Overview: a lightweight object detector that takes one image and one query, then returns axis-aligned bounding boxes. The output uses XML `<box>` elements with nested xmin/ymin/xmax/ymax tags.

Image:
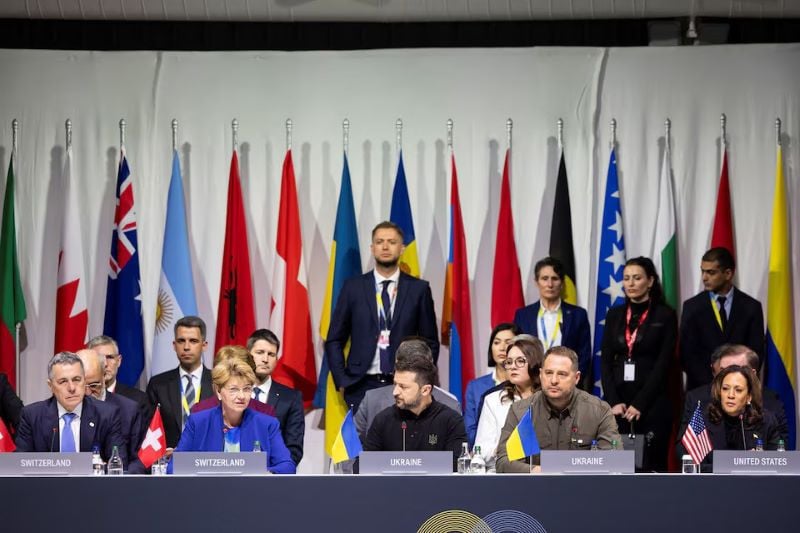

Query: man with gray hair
<box><xmin>15</xmin><ymin>352</ymin><xmax>126</xmax><ymax>465</ymax></box>
<box><xmin>90</xmin><ymin>335</ymin><xmax>151</xmax><ymax>423</ymax></box>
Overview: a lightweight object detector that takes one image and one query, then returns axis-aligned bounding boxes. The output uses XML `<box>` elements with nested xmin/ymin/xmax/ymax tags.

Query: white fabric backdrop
<box><xmin>1</xmin><ymin>44</ymin><xmax>799</xmax><ymax>470</ymax></box>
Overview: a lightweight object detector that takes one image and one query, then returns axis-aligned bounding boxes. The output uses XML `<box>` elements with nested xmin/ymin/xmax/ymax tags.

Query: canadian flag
<box><xmin>0</xmin><ymin>418</ymin><xmax>14</xmax><ymax>453</ymax></box>
<box><xmin>137</xmin><ymin>406</ymin><xmax>167</xmax><ymax>468</ymax></box>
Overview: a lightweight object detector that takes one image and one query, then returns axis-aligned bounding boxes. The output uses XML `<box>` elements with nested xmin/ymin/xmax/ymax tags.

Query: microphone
<box><xmin>50</xmin><ymin>427</ymin><xmax>58</xmax><ymax>452</ymax></box>
<box><xmin>739</xmin><ymin>414</ymin><xmax>747</xmax><ymax>450</ymax></box>
<box><xmin>401</xmin><ymin>421</ymin><xmax>407</xmax><ymax>452</ymax></box>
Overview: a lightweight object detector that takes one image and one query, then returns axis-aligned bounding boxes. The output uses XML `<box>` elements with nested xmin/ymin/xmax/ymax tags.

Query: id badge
<box><xmin>624</xmin><ymin>361</ymin><xmax>636</xmax><ymax>382</ymax></box>
<box><xmin>378</xmin><ymin>329</ymin><xmax>391</xmax><ymax>349</ymax></box>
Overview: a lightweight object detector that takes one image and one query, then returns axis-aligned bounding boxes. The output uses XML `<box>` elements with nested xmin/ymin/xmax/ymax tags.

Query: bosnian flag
<box><xmin>138</xmin><ymin>406</ymin><xmax>167</xmax><ymax>468</ymax></box>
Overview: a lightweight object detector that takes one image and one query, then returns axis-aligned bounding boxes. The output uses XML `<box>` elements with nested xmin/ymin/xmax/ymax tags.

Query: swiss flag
<box><xmin>0</xmin><ymin>418</ymin><xmax>15</xmax><ymax>453</ymax></box>
<box><xmin>137</xmin><ymin>406</ymin><xmax>167</xmax><ymax>468</ymax></box>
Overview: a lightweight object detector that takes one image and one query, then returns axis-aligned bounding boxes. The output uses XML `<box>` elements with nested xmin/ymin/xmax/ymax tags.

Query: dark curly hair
<box><xmin>500</xmin><ymin>335</ymin><xmax>544</xmax><ymax>403</ymax></box>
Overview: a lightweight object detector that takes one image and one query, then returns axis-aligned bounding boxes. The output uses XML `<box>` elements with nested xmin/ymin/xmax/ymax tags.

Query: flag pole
<box><xmin>775</xmin><ymin>117</ymin><xmax>781</xmax><ymax>147</ymax></box>
<box><xmin>610</xmin><ymin>118</ymin><xmax>617</xmax><ymax>150</ymax></box>
<box><xmin>232</xmin><ymin>118</ymin><xmax>239</xmax><ymax>153</ymax></box>
<box><xmin>395</xmin><ymin>118</ymin><xmax>403</xmax><ymax>156</ymax></box>
<box><xmin>720</xmin><ymin>113</ymin><xmax>727</xmax><ymax>172</ymax></box>
<box><xmin>119</xmin><ymin>118</ymin><xmax>126</xmax><ymax>153</ymax></box>
<box><xmin>12</xmin><ymin>118</ymin><xmax>20</xmax><ymax>393</ymax></box>
<box><xmin>447</xmin><ymin>118</ymin><xmax>453</xmax><ymax>154</ymax></box>
<box><xmin>506</xmin><ymin>118</ymin><xmax>512</xmax><ymax>152</ymax></box>
<box><xmin>171</xmin><ymin>119</ymin><xmax>178</xmax><ymax>153</ymax></box>
<box><xmin>665</xmin><ymin>118</ymin><xmax>671</xmax><ymax>154</ymax></box>
<box><xmin>557</xmin><ymin>118</ymin><xmax>564</xmax><ymax>151</ymax></box>
<box><xmin>286</xmin><ymin>118</ymin><xmax>292</xmax><ymax>152</ymax></box>
<box><xmin>342</xmin><ymin>118</ymin><xmax>350</xmax><ymax>158</ymax></box>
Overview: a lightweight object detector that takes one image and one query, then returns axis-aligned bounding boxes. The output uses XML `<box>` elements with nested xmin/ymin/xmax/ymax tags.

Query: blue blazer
<box><xmin>326</xmin><ymin>271</ymin><xmax>439</xmax><ymax>388</ymax></box>
<box><xmin>267</xmin><ymin>380</ymin><xmax>305</xmax><ymax>465</ymax></box>
<box><xmin>172</xmin><ymin>406</ymin><xmax>295</xmax><ymax>474</ymax></box>
<box><xmin>513</xmin><ymin>301</ymin><xmax>592</xmax><ymax>376</ymax></box>
<box><xmin>463</xmin><ymin>373</ymin><xmax>496</xmax><ymax>448</ymax></box>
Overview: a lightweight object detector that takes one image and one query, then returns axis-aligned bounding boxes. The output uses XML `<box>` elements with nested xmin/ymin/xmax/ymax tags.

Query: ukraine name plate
<box><xmin>0</xmin><ymin>452</ymin><xmax>93</xmax><ymax>476</ymax></box>
<box><xmin>172</xmin><ymin>452</ymin><xmax>268</xmax><ymax>476</ymax></box>
<box><xmin>359</xmin><ymin>451</ymin><xmax>453</xmax><ymax>475</ymax></box>
<box><xmin>540</xmin><ymin>450</ymin><xmax>635</xmax><ymax>474</ymax></box>
<box><xmin>713</xmin><ymin>451</ymin><xmax>800</xmax><ymax>474</ymax></box>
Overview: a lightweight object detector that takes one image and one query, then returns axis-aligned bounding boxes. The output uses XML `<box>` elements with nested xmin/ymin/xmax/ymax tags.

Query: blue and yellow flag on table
<box><xmin>506</xmin><ymin>407</ymin><xmax>540</xmax><ymax>461</ymax></box>
<box><xmin>390</xmin><ymin>150</ymin><xmax>420</xmax><ymax>277</ymax></box>
<box><xmin>765</xmin><ymin>144</ymin><xmax>796</xmax><ymax>450</ymax></box>
<box><xmin>331</xmin><ymin>409</ymin><xmax>363</xmax><ymax>463</ymax></box>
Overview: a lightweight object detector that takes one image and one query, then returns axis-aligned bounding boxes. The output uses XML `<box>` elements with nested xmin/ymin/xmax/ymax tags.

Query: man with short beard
<box><xmin>326</xmin><ymin>221</ymin><xmax>438</xmax><ymax>412</ymax></box>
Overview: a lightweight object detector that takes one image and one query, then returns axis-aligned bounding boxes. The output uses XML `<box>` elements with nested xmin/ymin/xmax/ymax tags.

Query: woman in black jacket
<box><xmin>601</xmin><ymin>256</ymin><xmax>677</xmax><ymax>472</ymax></box>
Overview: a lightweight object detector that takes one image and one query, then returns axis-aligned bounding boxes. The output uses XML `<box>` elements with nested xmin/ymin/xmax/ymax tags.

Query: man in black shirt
<box><xmin>364</xmin><ymin>339</ymin><xmax>466</xmax><ymax>470</ymax></box>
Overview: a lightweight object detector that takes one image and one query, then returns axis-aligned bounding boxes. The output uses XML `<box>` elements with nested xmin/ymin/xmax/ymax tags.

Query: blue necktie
<box><xmin>253</xmin><ymin>387</ymin><xmax>263</xmax><ymax>403</ymax></box>
<box><xmin>61</xmin><ymin>413</ymin><xmax>77</xmax><ymax>453</ymax></box>
<box><xmin>379</xmin><ymin>280</ymin><xmax>393</xmax><ymax>374</ymax></box>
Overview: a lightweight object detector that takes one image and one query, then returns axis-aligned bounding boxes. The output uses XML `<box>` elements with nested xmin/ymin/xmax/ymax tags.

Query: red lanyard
<box><xmin>624</xmin><ymin>305</ymin><xmax>649</xmax><ymax>359</ymax></box>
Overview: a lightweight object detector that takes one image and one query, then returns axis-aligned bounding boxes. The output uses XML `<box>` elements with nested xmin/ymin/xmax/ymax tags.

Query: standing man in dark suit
<box><xmin>326</xmin><ymin>221</ymin><xmax>439</xmax><ymax>412</ymax></box>
<box><xmin>0</xmin><ymin>372</ymin><xmax>23</xmax><ymax>432</ymax></box>
<box><xmin>247</xmin><ymin>328</ymin><xmax>304</xmax><ymax>465</ymax></box>
<box><xmin>680</xmin><ymin>247</ymin><xmax>765</xmax><ymax>390</ymax></box>
<box><xmin>92</xmin><ymin>335</ymin><xmax>151</xmax><ymax>424</ymax></box>
<box><xmin>15</xmin><ymin>352</ymin><xmax>125</xmax><ymax>465</ymax></box>
<box><xmin>513</xmin><ymin>257</ymin><xmax>592</xmax><ymax>391</ymax></box>
<box><xmin>146</xmin><ymin>316</ymin><xmax>213</xmax><ymax>449</ymax></box>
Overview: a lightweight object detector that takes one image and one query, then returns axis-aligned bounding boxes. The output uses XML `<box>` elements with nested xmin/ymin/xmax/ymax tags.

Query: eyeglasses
<box><xmin>223</xmin><ymin>386</ymin><xmax>254</xmax><ymax>397</ymax></box>
<box><xmin>503</xmin><ymin>357</ymin><xmax>528</xmax><ymax>369</ymax></box>
<box><xmin>85</xmin><ymin>382</ymin><xmax>105</xmax><ymax>392</ymax></box>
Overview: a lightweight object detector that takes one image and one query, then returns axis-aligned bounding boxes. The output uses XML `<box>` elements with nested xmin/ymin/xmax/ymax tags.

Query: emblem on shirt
<box><xmin>428</xmin><ymin>434</ymin><xmax>438</xmax><ymax>446</ymax></box>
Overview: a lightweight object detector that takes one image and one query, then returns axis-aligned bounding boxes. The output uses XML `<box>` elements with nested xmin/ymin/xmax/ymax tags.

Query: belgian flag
<box><xmin>549</xmin><ymin>151</ymin><xmax>577</xmax><ymax>305</ymax></box>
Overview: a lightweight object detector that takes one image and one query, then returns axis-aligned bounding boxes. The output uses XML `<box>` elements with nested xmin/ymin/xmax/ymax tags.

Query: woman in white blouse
<box><xmin>473</xmin><ymin>335</ymin><xmax>544</xmax><ymax>471</ymax></box>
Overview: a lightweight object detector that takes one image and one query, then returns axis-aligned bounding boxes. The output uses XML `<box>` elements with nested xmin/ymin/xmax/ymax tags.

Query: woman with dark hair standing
<box><xmin>601</xmin><ymin>256</ymin><xmax>677</xmax><ymax>472</ymax></box>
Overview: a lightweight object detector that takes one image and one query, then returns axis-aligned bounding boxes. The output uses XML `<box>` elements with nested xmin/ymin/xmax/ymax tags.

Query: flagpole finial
<box><xmin>171</xmin><ymin>119</ymin><xmax>178</xmax><ymax>152</ymax></box>
<box><xmin>447</xmin><ymin>118</ymin><xmax>453</xmax><ymax>150</ymax></box>
<box><xmin>775</xmin><ymin>117</ymin><xmax>781</xmax><ymax>146</ymax></box>
<box><xmin>231</xmin><ymin>118</ymin><xmax>239</xmax><ymax>152</ymax></box>
<box><xmin>12</xmin><ymin>118</ymin><xmax>19</xmax><ymax>157</ymax></box>
<box><xmin>342</xmin><ymin>118</ymin><xmax>350</xmax><ymax>156</ymax></box>
<box><xmin>720</xmin><ymin>113</ymin><xmax>727</xmax><ymax>146</ymax></box>
<box><xmin>119</xmin><ymin>118</ymin><xmax>126</xmax><ymax>150</ymax></box>
<box><xmin>557</xmin><ymin>118</ymin><xmax>564</xmax><ymax>148</ymax></box>
<box><xmin>65</xmin><ymin>119</ymin><xmax>72</xmax><ymax>150</ymax></box>
<box><xmin>665</xmin><ymin>118</ymin><xmax>671</xmax><ymax>146</ymax></box>
<box><xmin>286</xmin><ymin>118</ymin><xmax>293</xmax><ymax>151</ymax></box>
<box><xmin>506</xmin><ymin>118</ymin><xmax>512</xmax><ymax>150</ymax></box>
<box><xmin>610</xmin><ymin>118</ymin><xmax>617</xmax><ymax>148</ymax></box>
<box><xmin>395</xmin><ymin>118</ymin><xmax>403</xmax><ymax>153</ymax></box>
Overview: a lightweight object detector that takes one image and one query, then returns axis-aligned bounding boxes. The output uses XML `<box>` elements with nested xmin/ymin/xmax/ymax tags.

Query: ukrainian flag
<box><xmin>506</xmin><ymin>407</ymin><xmax>540</xmax><ymax>461</ymax></box>
<box><xmin>331</xmin><ymin>409</ymin><xmax>363</xmax><ymax>464</ymax></box>
<box><xmin>317</xmin><ymin>152</ymin><xmax>362</xmax><ymax>456</ymax></box>
<box><xmin>390</xmin><ymin>150</ymin><xmax>420</xmax><ymax>277</ymax></box>
<box><xmin>765</xmin><ymin>144</ymin><xmax>796</xmax><ymax>449</ymax></box>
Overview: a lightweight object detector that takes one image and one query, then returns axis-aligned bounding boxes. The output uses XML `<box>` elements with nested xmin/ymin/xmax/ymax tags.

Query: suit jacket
<box><xmin>680</xmin><ymin>288</ymin><xmax>765</xmax><ymax>390</ymax></box>
<box><xmin>463</xmin><ymin>373</ymin><xmax>496</xmax><ymax>447</ymax></box>
<box><xmin>355</xmin><ymin>384</ymin><xmax>461</xmax><ymax>439</ymax></box>
<box><xmin>266</xmin><ymin>380</ymin><xmax>305</xmax><ymax>466</ymax></box>
<box><xmin>0</xmin><ymin>373</ymin><xmax>23</xmax><ymax>431</ymax></box>
<box><xmin>15</xmin><ymin>396</ymin><xmax>126</xmax><ymax>465</ymax></box>
<box><xmin>172</xmin><ymin>406</ymin><xmax>295</xmax><ymax>474</ymax></box>
<box><xmin>114</xmin><ymin>381</ymin><xmax>152</xmax><ymax>424</ymax></box>
<box><xmin>326</xmin><ymin>271</ymin><xmax>439</xmax><ymax>389</ymax></box>
<box><xmin>513</xmin><ymin>300</ymin><xmax>592</xmax><ymax>385</ymax></box>
<box><xmin>106</xmin><ymin>392</ymin><xmax>145</xmax><ymax>473</ymax></box>
<box><xmin>146</xmin><ymin>367</ymin><xmax>213</xmax><ymax>448</ymax></box>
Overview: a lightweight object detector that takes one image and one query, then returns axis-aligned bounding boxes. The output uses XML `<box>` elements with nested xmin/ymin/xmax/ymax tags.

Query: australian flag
<box><xmin>103</xmin><ymin>148</ymin><xmax>145</xmax><ymax>386</ymax></box>
<box><xmin>592</xmin><ymin>148</ymin><xmax>626</xmax><ymax>397</ymax></box>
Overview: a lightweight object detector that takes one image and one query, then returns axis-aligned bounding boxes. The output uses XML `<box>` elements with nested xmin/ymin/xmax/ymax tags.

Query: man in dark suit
<box><xmin>0</xmin><ymin>372</ymin><xmax>23</xmax><ymax>432</ymax></box>
<box><xmin>146</xmin><ymin>316</ymin><xmax>213</xmax><ymax>449</ymax></box>
<box><xmin>247</xmin><ymin>328</ymin><xmax>304</xmax><ymax>465</ymax></box>
<box><xmin>680</xmin><ymin>247</ymin><xmax>765</xmax><ymax>390</ymax></box>
<box><xmin>93</xmin><ymin>334</ymin><xmax>151</xmax><ymax>422</ymax></box>
<box><xmin>513</xmin><ymin>256</ymin><xmax>592</xmax><ymax>390</ymax></box>
<box><xmin>326</xmin><ymin>221</ymin><xmax>439</xmax><ymax>412</ymax></box>
<box><xmin>15</xmin><ymin>352</ymin><xmax>126</xmax><ymax>465</ymax></box>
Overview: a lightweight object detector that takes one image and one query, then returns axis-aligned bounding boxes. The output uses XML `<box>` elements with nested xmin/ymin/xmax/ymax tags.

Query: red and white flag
<box><xmin>0</xmin><ymin>418</ymin><xmax>15</xmax><ymax>453</ymax></box>
<box><xmin>55</xmin><ymin>145</ymin><xmax>89</xmax><ymax>353</ymax></box>
<box><xmin>138</xmin><ymin>406</ymin><xmax>167</xmax><ymax>468</ymax></box>
<box><xmin>270</xmin><ymin>149</ymin><xmax>317</xmax><ymax>408</ymax></box>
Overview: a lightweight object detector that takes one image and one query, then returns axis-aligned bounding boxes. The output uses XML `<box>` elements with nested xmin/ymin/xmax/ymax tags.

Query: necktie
<box><xmin>717</xmin><ymin>296</ymin><xmax>728</xmax><ymax>330</ymax></box>
<box><xmin>61</xmin><ymin>413</ymin><xmax>77</xmax><ymax>453</ymax></box>
<box><xmin>184</xmin><ymin>374</ymin><xmax>196</xmax><ymax>414</ymax></box>
<box><xmin>379</xmin><ymin>280</ymin><xmax>393</xmax><ymax>374</ymax></box>
<box><xmin>253</xmin><ymin>387</ymin><xmax>263</xmax><ymax>403</ymax></box>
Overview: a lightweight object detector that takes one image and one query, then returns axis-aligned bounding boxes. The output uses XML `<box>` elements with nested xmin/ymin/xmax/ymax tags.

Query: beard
<box><xmin>376</xmin><ymin>257</ymin><xmax>399</xmax><ymax>270</ymax></box>
<box><xmin>395</xmin><ymin>393</ymin><xmax>422</xmax><ymax>411</ymax></box>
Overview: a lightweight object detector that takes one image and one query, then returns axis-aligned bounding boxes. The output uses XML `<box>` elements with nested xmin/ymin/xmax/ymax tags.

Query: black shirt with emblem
<box><xmin>364</xmin><ymin>399</ymin><xmax>467</xmax><ymax>471</ymax></box>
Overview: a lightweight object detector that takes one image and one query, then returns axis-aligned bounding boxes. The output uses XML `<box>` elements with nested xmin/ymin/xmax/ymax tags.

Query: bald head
<box><xmin>77</xmin><ymin>348</ymin><xmax>106</xmax><ymax>400</ymax></box>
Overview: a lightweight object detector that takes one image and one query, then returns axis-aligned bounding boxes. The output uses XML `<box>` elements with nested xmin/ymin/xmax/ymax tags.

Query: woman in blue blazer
<box><xmin>172</xmin><ymin>355</ymin><xmax>295</xmax><ymax>474</ymax></box>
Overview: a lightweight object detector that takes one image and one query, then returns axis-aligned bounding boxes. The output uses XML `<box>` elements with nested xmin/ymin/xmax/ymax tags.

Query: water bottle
<box><xmin>457</xmin><ymin>442</ymin><xmax>471</xmax><ymax>474</ymax></box>
<box><xmin>107</xmin><ymin>445</ymin><xmax>124</xmax><ymax>476</ymax></box>
<box><xmin>777</xmin><ymin>439</ymin><xmax>786</xmax><ymax>452</ymax></box>
<box><xmin>470</xmin><ymin>445</ymin><xmax>486</xmax><ymax>474</ymax></box>
<box><xmin>91</xmin><ymin>445</ymin><xmax>105</xmax><ymax>476</ymax></box>
<box><xmin>152</xmin><ymin>455</ymin><xmax>167</xmax><ymax>476</ymax></box>
<box><xmin>755</xmin><ymin>439</ymin><xmax>764</xmax><ymax>452</ymax></box>
<box><xmin>253</xmin><ymin>440</ymin><xmax>262</xmax><ymax>453</ymax></box>
<box><xmin>590</xmin><ymin>439</ymin><xmax>599</xmax><ymax>451</ymax></box>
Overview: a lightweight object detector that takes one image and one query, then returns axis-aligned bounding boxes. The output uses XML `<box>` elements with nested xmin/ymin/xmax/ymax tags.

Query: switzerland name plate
<box><xmin>0</xmin><ymin>453</ymin><xmax>93</xmax><ymax>476</ymax></box>
<box><xmin>359</xmin><ymin>451</ymin><xmax>453</xmax><ymax>475</ymax></box>
<box><xmin>713</xmin><ymin>451</ymin><xmax>800</xmax><ymax>474</ymax></box>
<box><xmin>172</xmin><ymin>452</ymin><xmax>268</xmax><ymax>476</ymax></box>
<box><xmin>540</xmin><ymin>450</ymin><xmax>635</xmax><ymax>474</ymax></box>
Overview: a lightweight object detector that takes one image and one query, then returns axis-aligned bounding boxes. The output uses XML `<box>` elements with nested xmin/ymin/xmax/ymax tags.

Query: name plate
<box><xmin>359</xmin><ymin>451</ymin><xmax>453</xmax><ymax>475</ymax></box>
<box><xmin>172</xmin><ymin>452</ymin><xmax>269</xmax><ymax>476</ymax></box>
<box><xmin>0</xmin><ymin>453</ymin><xmax>93</xmax><ymax>476</ymax></box>
<box><xmin>713</xmin><ymin>451</ymin><xmax>800</xmax><ymax>474</ymax></box>
<box><xmin>540</xmin><ymin>450</ymin><xmax>635</xmax><ymax>474</ymax></box>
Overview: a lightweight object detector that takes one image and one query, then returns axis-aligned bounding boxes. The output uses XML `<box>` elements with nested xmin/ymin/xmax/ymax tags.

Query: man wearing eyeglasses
<box><xmin>246</xmin><ymin>329</ymin><xmax>305</xmax><ymax>465</ymax></box>
<box><xmin>90</xmin><ymin>335</ymin><xmax>152</xmax><ymax>428</ymax></box>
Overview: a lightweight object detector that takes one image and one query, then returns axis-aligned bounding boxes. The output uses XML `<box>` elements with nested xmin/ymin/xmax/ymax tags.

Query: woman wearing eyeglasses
<box><xmin>171</xmin><ymin>355</ymin><xmax>295</xmax><ymax>474</ymax></box>
<box><xmin>473</xmin><ymin>335</ymin><xmax>545</xmax><ymax>472</ymax></box>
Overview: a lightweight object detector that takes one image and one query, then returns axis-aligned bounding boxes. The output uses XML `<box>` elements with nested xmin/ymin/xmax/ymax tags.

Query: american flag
<box><xmin>682</xmin><ymin>402</ymin><xmax>713</xmax><ymax>465</ymax></box>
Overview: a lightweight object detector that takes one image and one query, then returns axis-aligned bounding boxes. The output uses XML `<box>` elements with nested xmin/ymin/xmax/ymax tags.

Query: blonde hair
<box><xmin>213</xmin><ymin>345</ymin><xmax>257</xmax><ymax>374</ymax></box>
<box><xmin>211</xmin><ymin>356</ymin><xmax>257</xmax><ymax>390</ymax></box>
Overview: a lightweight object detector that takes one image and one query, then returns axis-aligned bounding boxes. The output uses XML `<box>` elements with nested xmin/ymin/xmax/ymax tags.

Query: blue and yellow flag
<box><xmin>506</xmin><ymin>407</ymin><xmax>540</xmax><ymax>461</ymax></box>
<box><xmin>318</xmin><ymin>153</ymin><xmax>362</xmax><ymax>456</ymax></box>
<box><xmin>765</xmin><ymin>144</ymin><xmax>796</xmax><ymax>449</ymax></box>
<box><xmin>331</xmin><ymin>409</ymin><xmax>363</xmax><ymax>464</ymax></box>
<box><xmin>390</xmin><ymin>150</ymin><xmax>420</xmax><ymax>277</ymax></box>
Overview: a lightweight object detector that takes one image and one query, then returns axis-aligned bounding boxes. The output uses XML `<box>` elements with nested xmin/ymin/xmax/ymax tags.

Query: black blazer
<box><xmin>114</xmin><ymin>381</ymin><xmax>152</xmax><ymax>424</ymax></box>
<box><xmin>267</xmin><ymin>380</ymin><xmax>305</xmax><ymax>465</ymax></box>
<box><xmin>146</xmin><ymin>367</ymin><xmax>213</xmax><ymax>448</ymax></box>
<box><xmin>106</xmin><ymin>392</ymin><xmax>145</xmax><ymax>473</ymax></box>
<box><xmin>0</xmin><ymin>373</ymin><xmax>23</xmax><ymax>431</ymax></box>
<box><xmin>15</xmin><ymin>396</ymin><xmax>126</xmax><ymax>465</ymax></box>
<box><xmin>326</xmin><ymin>271</ymin><xmax>439</xmax><ymax>388</ymax></box>
<box><xmin>679</xmin><ymin>287</ymin><xmax>765</xmax><ymax>390</ymax></box>
<box><xmin>600</xmin><ymin>302</ymin><xmax>677</xmax><ymax>413</ymax></box>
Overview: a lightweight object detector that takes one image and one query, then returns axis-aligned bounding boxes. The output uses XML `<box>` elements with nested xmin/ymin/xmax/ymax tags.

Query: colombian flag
<box><xmin>765</xmin><ymin>143</ymin><xmax>796</xmax><ymax>449</ymax></box>
<box><xmin>331</xmin><ymin>409</ymin><xmax>363</xmax><ymax>463</ymax></box>
<box><xmin>390</xmin><ymin>150</ymin><xmax>420</xmax><ymax>277</ymax></box>
<box><xmin>505</xmin><ymin>407</ymin><xmax>540</xmax><ymax>461</ymax></box>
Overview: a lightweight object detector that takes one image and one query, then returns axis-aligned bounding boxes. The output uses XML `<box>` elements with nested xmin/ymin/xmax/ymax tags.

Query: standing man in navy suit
<box><xmin>680</xmin><ymin>247</ymin><xmax>765</xmax><ymax>390</ymax></box>
<box><xmin>247</xmin><ymin>328</ymin><xmax>305</xmax><ymax>465</ymax></box>
<box><xmin>326</xmin><ymin>221</ymin><xmax>439</xmax><ymax>412</ymax></box>
<box><xmin>513</xmin><ymin>257</ymin><xmax>592</xmax><ymax>391</ymax></box>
